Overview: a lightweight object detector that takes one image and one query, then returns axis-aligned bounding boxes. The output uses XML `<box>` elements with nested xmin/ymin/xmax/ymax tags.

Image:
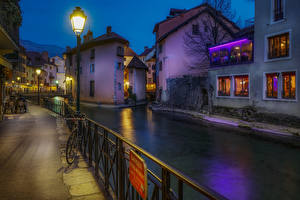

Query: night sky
<box><xmin>20</xmin><ymin>0</ymin><xmax>254</xmax><ymax>54</ymax></box>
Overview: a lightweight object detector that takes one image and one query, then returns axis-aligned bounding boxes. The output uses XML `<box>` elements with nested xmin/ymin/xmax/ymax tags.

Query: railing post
<box><xmin>162</xmin><ymin>168</ymin><xmax>170</xmax><ymax>200</ymax></box>
<box><xmin>104</xmin><ymin>130</ymin><xmax>109</xmax><ymax>191</ymax></box>
<box><xmin>117</xmin><ymin>139</ymin><xmax>125</xmax><ymax>200</ymax></box>
<box><xmin>94</xmin><ymin>125</ymin><xmax>99</xmax><ymax>178</ymax></box>
<box><xmin>88</xmin><ymin>121</ymin><xmax>93</xmax><ymax>167</ymax></box>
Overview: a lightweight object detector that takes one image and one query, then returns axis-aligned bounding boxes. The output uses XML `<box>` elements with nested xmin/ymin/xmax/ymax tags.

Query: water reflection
<box><xmin>79</xmin><ymin>104</ymin><xmax>300</xmax><ymax>200</ymax></box>
<box><xmin>120</xmin><ymin>108</ymin><xmax>136</xmax><ymax>143</ymax></box>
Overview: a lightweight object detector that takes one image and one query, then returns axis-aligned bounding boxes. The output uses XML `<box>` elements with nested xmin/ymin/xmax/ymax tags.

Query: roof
<box><xmin>124</xmin><ymin>46</ymin><xmax>138</xmax><ymax>57</ymax></box>
<box><xmin>127</xmin><ymin>56</ymin><xmax>148</xmax><ymax>69</ymax></box>
<box><xmin>235</xmin><ymin>25</ymin><xmax>254</xmax><ymax>39</ymax></box>
<box><xmin>139</xmin><ymin>46</ymin><xmax>154</xmax><ymax>57</ymax></box>
<box><xmin>66</xmin><ymin>32</ymin><xmax>129</xmax><ymax>54</ymax></box>
<box><xmin>153</xmin><ymin>3</ymin><xmax>240</xmax><ymax>42</ymax></box>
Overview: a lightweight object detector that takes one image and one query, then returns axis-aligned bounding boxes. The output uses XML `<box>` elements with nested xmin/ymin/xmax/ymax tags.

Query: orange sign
<box><xmin>129</xmin><ymin>150</ymin><xmax>148</xmax><ymax>199</ymax></box>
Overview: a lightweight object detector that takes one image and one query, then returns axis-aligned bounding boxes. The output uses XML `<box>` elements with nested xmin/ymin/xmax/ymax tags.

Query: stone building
<box><xmin>50</xmin><ymin>56</ymin><xmax>65</xmax><ymax>91</ymax></box>
<box><xmin>153</xmin><ymin>3</ymin><xmax>240</xmax><ymax>103</ymax></box>
<box><xmin>208</xmin><ymin>0</ymin><xmax>300</xmax><ymax>118</ymax></box>
<box><xmin>0</xmin><ymin>0</ymin><xmax>22</xmax><ymax>120</ymax></box>
<box><xmin>65</xmin><ymin>27</ymin><xmax>128</xmax><ymax>104</ymax></box>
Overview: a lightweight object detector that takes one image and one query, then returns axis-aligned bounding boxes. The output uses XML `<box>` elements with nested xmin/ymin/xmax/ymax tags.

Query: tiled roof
<box><xmin>124</xmin><ymin>46</ymin><xmax>138</xmax><ymax>57</ymax></box>
<box><xmin>153</xmin><ymin>3</ymin><xmax>240</xmax><ymax>42</ymax></box>
<box><xmin>139</xmin><ymin>46</ymin><xmax>154</xmax><ymax>57</ymax></box>
<box><xmin>66</xmin><ymin>32</ymin><xmax>129</xmax><ymax>54</ymax></box>
<box><xmin>127</xmin><ymin>56</ymin><xmax>148</xmax><ymax>69</ymax></box>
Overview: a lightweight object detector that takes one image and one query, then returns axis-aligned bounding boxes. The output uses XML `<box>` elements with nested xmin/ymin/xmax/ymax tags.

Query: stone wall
<box><xmin>165</xmin><ymin>76</ymin><xmax>208</xmax><ymax>111</ymax></box>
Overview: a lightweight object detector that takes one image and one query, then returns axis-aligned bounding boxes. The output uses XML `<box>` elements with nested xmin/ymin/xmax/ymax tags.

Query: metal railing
<box><xmin>43</xmin><ymin>99</ymin><xmax>228</xmax><ymax>200</ymax></box>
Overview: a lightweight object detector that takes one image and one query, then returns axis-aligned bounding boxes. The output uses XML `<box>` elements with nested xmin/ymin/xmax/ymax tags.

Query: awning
<box><xmin>0</xmin><ymin>25</ymin><xmax>19</xmax><ymax>50</ymax></box>
<box><xmin>0</xmin><ymin>55</ymin><xmax>12</xmax><ymax>70</ymax></box>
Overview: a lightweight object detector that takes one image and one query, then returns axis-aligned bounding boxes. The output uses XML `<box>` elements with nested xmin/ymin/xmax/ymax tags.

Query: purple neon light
<box><xmin>209</xmin><ymin>39</ymin><xmax>250</xmax><ymax>51</ymax></box>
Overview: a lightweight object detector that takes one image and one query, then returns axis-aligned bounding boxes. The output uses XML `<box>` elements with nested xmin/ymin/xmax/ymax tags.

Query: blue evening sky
<box><xmin>20</xmin><ymin>0</ymin><xmax>254</xmax><ymax>54</ymax></box>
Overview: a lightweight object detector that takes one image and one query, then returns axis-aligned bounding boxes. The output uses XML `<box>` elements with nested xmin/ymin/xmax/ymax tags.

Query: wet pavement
<box><xmin>0</xmin><ymin>105</ymin><xmax>70</xmax><ymax>199</ymax></box>
<box><xmin>0</xmin><ymin>105</ymin><xmax>106</xmax><ymax>200</ymax></box>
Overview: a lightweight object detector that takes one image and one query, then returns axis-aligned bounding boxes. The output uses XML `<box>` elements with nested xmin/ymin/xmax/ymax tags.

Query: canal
<box><xmin>80</xmin><ymin>104</ymin><xmax>300</xmax><ymax>200</ymax></box>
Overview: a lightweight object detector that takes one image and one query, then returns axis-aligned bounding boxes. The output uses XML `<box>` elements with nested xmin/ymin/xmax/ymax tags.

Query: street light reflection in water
<box><xmin>120</xmin><ymin>108</ymin><xmax>136</xmax><ymax>143</ymax></box>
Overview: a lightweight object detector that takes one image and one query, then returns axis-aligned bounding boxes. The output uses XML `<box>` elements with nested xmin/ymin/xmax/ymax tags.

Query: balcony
<box><xmin>209</xmin><ymin>39</ymin><xmax>253</xmax><ymax>67</ymax></box>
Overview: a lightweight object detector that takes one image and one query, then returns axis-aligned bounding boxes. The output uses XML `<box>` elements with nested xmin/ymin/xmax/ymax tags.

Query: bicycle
<box><xmin>65</xmin><ymin>114</ymin><xmax>86</xmax><ymax>165</ymax></box>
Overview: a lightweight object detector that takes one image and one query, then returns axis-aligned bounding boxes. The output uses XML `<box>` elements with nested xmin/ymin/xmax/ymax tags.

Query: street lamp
<box><xmin>55</xmin><ymin>80</ymin><xmax>59</xmax><ymax>92</ymax></box>
<box><xmin>70</xmin><ymin>7</ymin><xmax>87</xmax><ymax>113</ymax></box>
<box><xmin>36</xmin><ymin>69</ymin><xmax>41</xmax><ymax>105</ymax></box>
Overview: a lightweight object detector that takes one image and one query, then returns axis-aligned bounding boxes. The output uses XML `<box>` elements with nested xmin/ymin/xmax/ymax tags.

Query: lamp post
<box><xmin>70</xmin><ymin>7</ymin><xmax>87</xmax><ymax>113</ymax></box>
<box><xmin>36</xmin><ymin>69</ymin><xmax>41</xmax><ymax>105</ymax></box>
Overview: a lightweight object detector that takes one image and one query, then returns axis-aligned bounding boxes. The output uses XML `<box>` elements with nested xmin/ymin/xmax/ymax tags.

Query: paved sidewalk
<box><xmin>0</xmin><ymin>105</ymin><xmax>106</xmax><ymax>200</ymax></box>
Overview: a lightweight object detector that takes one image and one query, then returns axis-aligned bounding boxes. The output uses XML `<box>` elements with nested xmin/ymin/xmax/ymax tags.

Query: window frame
<box><xmin>234</xmin><ymin>75</ymin><xmax>249</xmax><ymax>97</ymax></box>
<box><xmin>90</xmin><ymin>63</ymin><xmax>95</xmax><ymax>73</ymax></box>
<box><xmin>89</xmin><ymin>80</ymin><xmax>95</xmax><ymax>97</ymax></box>
<box><xmin>217</xmin><ymin>76</ymin><xmax>231</xmax><ymax>97</ymax></box>
<box><xmin>264</xmin><ymin>29</ymin><xmax>292</xmax><ymax>62</ymax></box>
<box><xmin>192</xmin><ymin>24</ymin><xmax>200</xmax><ymax>35</ymax></box>
<box><xmin>263</xmin><ymin>70</ymin><xmax>297</xmax><ymax>102</ymax></box>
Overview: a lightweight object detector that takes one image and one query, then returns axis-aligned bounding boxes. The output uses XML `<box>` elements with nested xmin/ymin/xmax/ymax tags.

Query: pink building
<box><xmin>153</xmin><ymin>4</ymin><xmax>240</xmax><ymax>102</ymax></box>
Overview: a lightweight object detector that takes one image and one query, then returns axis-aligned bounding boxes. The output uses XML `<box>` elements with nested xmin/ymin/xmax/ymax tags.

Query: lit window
<box><xmin>241</xmin><ymin>41</ymin><xmax>253</xmax><ymax>62</ymax></box>
<box><xmin>282</xmin><ymin>71</ymin><xmax>296</xmax><ymax>99</ymax></box>
<box><xmin>230</xmin><ymin>45</ymin><xmax>241</xmax><ymax>64</ymax></box>
<box><xmin>220</xmin><ymin>49</ymin><xmax>229</xmax><ymax>65</ymax></box>
<box><xmin>268</xmin><ymin>33</ymin><xmax>289</xmax><ymax>59</ymax></box>
<box><xmin>234</xmin><ymin>75</ymin><xmax>249</xmax><ymax>97</ymax></box>
<box><xmin>218</xmin><ymin>76</ymin><xmax>231</xmax><ymax>96</ymax></box>
<box><xmin>266</xmin><ymin>73</ymin><xmax>279</xmax><ymax>98</ymax></box>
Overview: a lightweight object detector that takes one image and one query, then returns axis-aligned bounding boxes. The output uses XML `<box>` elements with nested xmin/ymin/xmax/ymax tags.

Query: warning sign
<box><xmin>129</xmin><ymin>150</ymin><xmax>148</xmax><ymax>199</ymax></box>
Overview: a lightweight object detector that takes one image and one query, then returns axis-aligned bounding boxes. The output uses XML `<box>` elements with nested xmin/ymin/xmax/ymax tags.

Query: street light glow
<box><xmin>36</xmin><ymin>69</ymin><xmax>41</xmax><ymax>75</ymax></box>
<box><xmin>17</xmin><ymin>77</ymin><xmax>21</xmax><ymax>81</ymax></box>
<box><xmin>70</xmin><ymin>7</ymin><xmax>87</xmax><ymax>36</ymax></box>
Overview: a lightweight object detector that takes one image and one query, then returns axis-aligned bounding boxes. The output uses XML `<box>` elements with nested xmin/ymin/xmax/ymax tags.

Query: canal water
<box><xmin>80</xmin><ymin>104</ymin><xmax>300</xmax><ymax>200</ymax></box>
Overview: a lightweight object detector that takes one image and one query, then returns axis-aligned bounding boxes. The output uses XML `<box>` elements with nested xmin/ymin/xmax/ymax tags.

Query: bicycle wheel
<box><xmin>66</xmin><ymin>130</ymin><xmax>77</xmax><ymax>165</ymax></box>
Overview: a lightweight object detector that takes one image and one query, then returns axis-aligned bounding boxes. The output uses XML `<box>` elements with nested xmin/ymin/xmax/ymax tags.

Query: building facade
<box><xmin>139</xmin><ymin>46</ymin><xmax>156</xmax><ymax>94</ymax></box>
<box><xmin>0</xmin><ymin>0</ymin><xmax>21</xmax><ymax>120</ymax></box>
<box><xmin>65</xmin><ymin>27</ymin><xmax>128</xmax><ymax>104</ymax></box>
<box><xmin>153</xmin><ymin>4</ymin><xmax>240</xmax><ymax>102</ymax></box>
<box><xmin>208</xmin><ymin>0</ymin><xmax>300</xmax><ymax>117</ymax></box>
<box><xmin>51</xmin><ymin>56</ymin><xmax>65</xmax><ymax>91</ymax></box>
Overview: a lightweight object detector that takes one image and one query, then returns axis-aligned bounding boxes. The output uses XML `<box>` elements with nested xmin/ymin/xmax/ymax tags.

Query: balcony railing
<box><xmin>42</xmin><ymin>99</ymin><xmax>228</xmax><ymax>200</ymax></box>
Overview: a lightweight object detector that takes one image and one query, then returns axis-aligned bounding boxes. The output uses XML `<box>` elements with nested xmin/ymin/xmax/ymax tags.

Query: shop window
<box><xmin>211</xmin><ymin>51</ymin><xmax>220</xmax><ymax>65</ymax></box>
<box><xmin>268</xmin><ymin>33</ymin><xmax>289</xmax><ymax>59</ymax></box>
<box><xmin>241</xmin><ymin>41</ymin><xmax>253</xmax><ymax>62</ymax></box>
<box><xmin>282</xmin><ymin>71</ymin><xmax>296</xmax><ymax>99</ymax></box>
<box><xmin>266</xmin><ymin>73</ymin><xmax>279</xmax><ymax>98</ymax></box>
<box><xmin>220</xmin><ymin>49</ymin><xmax>229</xmax><ymax>65</ymax></box>
<box><xmin>218</xmin><ymin>76</ymin><xmax>231</xmax><ymax>96</ymax></box>
<box><xmin>234</xmin><ymin>75</ymin><xmax>249</xmax><ymax>97</ymax></box>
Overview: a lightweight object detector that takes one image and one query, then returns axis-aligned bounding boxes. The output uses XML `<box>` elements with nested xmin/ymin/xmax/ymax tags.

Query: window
<box><xmin>159</xmin><ymin>61</ymin><xmax>162</xmax><ymax>71</ymax></box>
<box><xmin>192</xmin><ymin>24</ymin><xmax>199</xmax><ymax>35</ymax></box>
<box><xmin>152</xmin><ymin>65</ymin><xmax>155</xmax><ymax>70</ymax></box>
<box><xmin>148</xmin><ymin>78</ymin><xmax>152</xmax><ymax>83</ymax></box>
<box><xmin>220</xmin><ymin>49</ymin><xmax>229</xmax><ymax>65</ymax></box>
<box><xmin>118</xmin><ymin>83</ymin><xmax>121</xmax><ymax>90</ymax></box>
<box><xmin>268</xmin><ymin>33</ymin><xmax>289</xmax><ymax>59</ymax></box>
<box><xmin>153</xmin><ymin>72</ymin><xmax>156</xmax><ymax>83</ymax></box>
<box><xmin>218</xmin><ymin>76</ymin><xmax>231</xmax><ymax>96</ymax></box>
<box><xmin>117</xmin><ymin>46</ymin><xmax>124</xmax><ymax>56</ymax></box>
<box><xmin>117</xmin><ymin>62</ymin><xmax>122</xmax><ymax>70</ymax></box>
<box><xmin>234</xmin><ymin>75</ymin><xmax>249</xmax><ymax>97</ymax></box>
<box><xmin>90</xmin><ymin>80</ymin><xmax>95</xmax><ymax>97</ymax></box>
<box><xmin>266</xmin><ymin>73</ymin><xmax>279</xmax><ymax>98</ymax></box>
<box><xmin>282</xmin><ymin>72</ymin><xmax>296</xmax><ymax>99</ymax></box>
<box><xmin>90</xmin><ymin>49</ymin><xmax>95</xmax><ymax>59</ymax></box>
<box><xmin>274</xmin><ymin>0</ymin><xmax>283</xmax><ymax>21</ymax></box>
<box><xmin>90</xmin><ymin>64</ymin><xmax>95</xmax><ymax>73</ymax></box>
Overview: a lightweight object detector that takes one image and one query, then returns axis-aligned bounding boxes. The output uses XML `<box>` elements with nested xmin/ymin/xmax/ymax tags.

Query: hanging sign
<box><xmin>129</xmin><ymin>150</ymin><xmax>148</xmax><ymax>199</ymax></box>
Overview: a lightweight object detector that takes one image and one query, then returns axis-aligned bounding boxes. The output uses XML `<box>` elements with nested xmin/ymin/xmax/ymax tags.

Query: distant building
<box><xmin>26</xmin><ymin>51</ymin><xmax>57</xmax><ymax>92</ymax></box>
<box><xmin>153</xmin><ymin>3</ymin><xmax>240</xmax><ymax>102</ymax></box>
<box><xmin>208</xmin><ymin>0</ymin><xmax>300</xmax><ymax>117</ymax></box>
<box><xmin>65</xmin><ymin>27</ymin><xmax>128</xmax><ymax>104</ymax></box>
<box><xmin>50</xmin><ymin>56</ymin><xmax>65</xmax><ymax>91</ymax></box>
<box><xmin>139</xmin><ymin>46</ymin><xmax>156</xmax><ymax>94</ymax></box>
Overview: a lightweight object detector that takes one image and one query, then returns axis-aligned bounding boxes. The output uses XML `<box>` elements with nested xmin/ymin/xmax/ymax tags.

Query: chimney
<box><xmin>144</xmin><ymin>46</ymin><xmax>148</xmax><ymax>50</ymax></box>
<box><xmin>107</xmin><ymin>26</ymin><xmax>112</xmax><ymax>34</ymax></box>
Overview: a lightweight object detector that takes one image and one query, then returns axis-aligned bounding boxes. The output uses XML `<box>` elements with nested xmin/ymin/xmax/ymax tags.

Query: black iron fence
<box><xmin>43</xmin><ymin>99</ymin><xmax>228</xmax><ymax>200</ymax></box>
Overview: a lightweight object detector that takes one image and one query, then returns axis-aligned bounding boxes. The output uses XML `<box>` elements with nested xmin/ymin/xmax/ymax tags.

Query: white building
<box><xmin>51</xmin><ymin>56</ymin><xmax>65</xmax><ymax>91</ymax></box>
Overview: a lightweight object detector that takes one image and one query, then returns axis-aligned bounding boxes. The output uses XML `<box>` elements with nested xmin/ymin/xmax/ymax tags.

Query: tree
<box><xmin>183</xmin><ymin>0</ymin><xmax>240</xmax><ymax>70</ymax></box>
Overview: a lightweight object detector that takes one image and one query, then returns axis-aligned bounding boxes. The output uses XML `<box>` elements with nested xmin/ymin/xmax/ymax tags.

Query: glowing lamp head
<box><xmin>17</xmin><ymin>77</ymin><xmax>21</xmax><ymax>81</ymax></box>
<box><xmin>55</xmin><ymin>80</ymin><xmax>59</xmax><ymax>84</ymax></box>
<box><xmin>36</xmin><ymin>69</ymin><xmax>41</xmax><ymax>75</ymax></box>
<box><xmin>70</xmin><ymin>7</ymin><xmax>87</xmax><ymax>36</ymax></box>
